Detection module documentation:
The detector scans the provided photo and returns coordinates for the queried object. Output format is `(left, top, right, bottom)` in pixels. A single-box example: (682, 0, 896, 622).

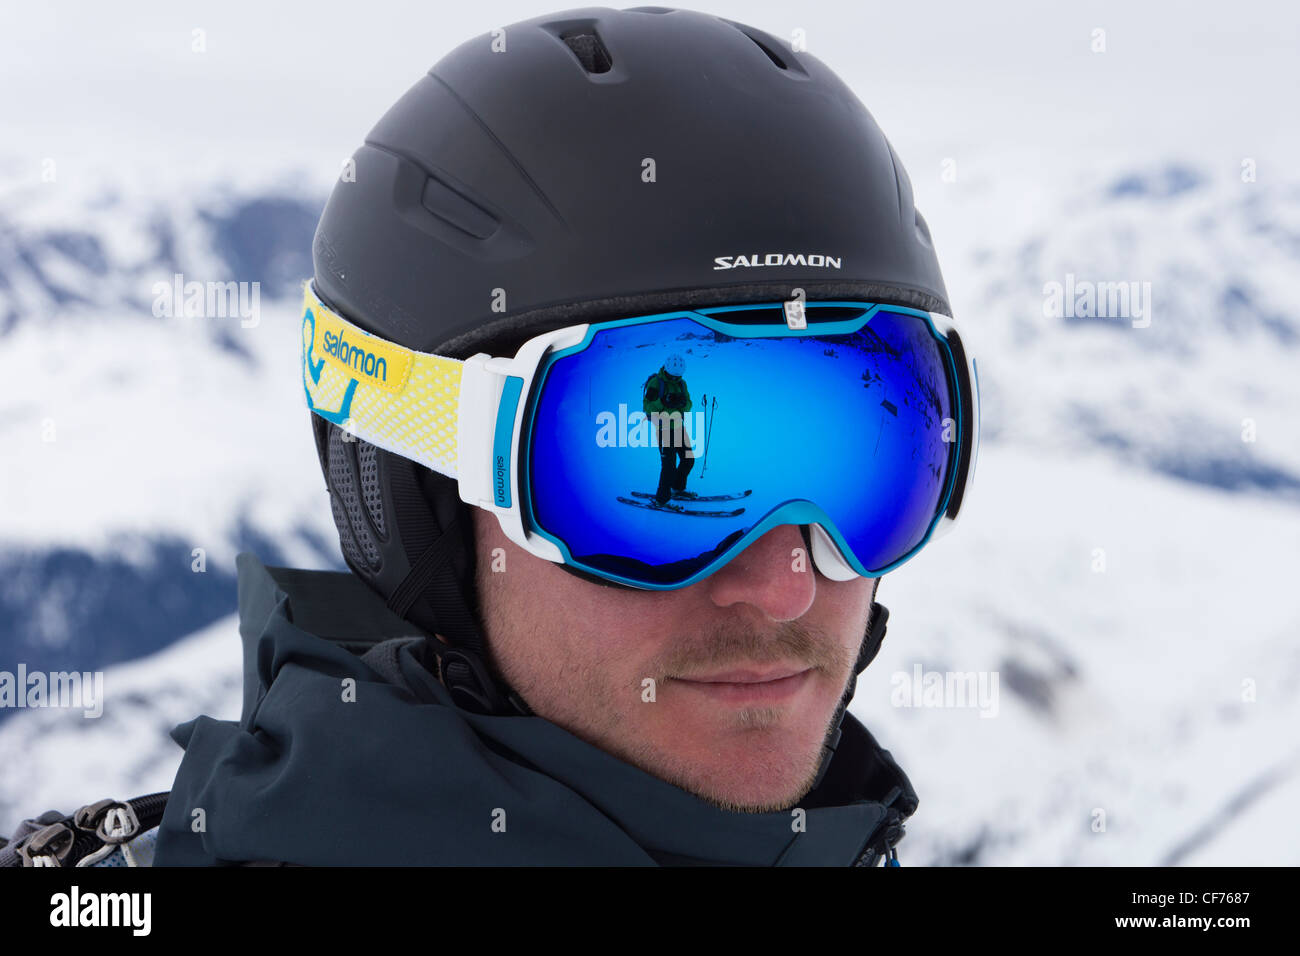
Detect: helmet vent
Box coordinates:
(914, 209, 935, 248)
(743, 32, 787, 70)
(560, 30, 613, 74)
(720, 19, 799, 73)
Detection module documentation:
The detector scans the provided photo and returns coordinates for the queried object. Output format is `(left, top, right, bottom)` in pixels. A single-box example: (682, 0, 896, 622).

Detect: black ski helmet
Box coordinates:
(309, 6, 949, 711)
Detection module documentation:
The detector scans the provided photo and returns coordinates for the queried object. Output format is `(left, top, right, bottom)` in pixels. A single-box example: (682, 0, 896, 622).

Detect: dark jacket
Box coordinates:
(154, 553, 918, 865)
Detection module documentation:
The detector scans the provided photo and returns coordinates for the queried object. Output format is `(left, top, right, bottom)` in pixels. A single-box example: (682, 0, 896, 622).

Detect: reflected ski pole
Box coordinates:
(700, 395, 717, 476)
(697, 393, 707, 476)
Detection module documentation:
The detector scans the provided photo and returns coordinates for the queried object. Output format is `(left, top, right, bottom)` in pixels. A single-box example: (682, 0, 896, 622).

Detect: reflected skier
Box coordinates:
(641, 353, 695, 507)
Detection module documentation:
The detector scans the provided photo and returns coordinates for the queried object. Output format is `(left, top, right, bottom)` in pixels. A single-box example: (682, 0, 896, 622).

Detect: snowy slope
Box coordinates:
(0, 613, 242, 833)
(863, 444, 1300, 865)
(943, 163, 1300, 496)
(0, 171, 342, 679)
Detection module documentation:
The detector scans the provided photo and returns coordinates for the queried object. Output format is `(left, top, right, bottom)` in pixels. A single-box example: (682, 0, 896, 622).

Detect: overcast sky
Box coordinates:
(1, 0, 1296, 292)
(4, 0, 1296, 170)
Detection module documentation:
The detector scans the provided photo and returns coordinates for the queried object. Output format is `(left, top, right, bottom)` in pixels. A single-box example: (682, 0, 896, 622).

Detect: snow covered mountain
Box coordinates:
(957, 163, 1300, 499)
(2, 159, 1297, 864)
(0, 170, 342, 681)
(0, 164, 321, 334)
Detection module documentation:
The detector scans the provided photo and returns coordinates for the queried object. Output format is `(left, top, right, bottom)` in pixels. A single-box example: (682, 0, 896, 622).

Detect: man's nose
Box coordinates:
(704, 524, 816, 621)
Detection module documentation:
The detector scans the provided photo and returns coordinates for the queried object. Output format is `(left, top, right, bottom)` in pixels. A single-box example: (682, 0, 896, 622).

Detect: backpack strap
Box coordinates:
(643, 372, 661, 405)
(0, 791, 168, 868)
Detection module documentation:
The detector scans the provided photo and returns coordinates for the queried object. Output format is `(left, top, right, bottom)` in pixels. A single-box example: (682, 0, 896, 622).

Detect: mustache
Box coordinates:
(652, 618, 851, 680)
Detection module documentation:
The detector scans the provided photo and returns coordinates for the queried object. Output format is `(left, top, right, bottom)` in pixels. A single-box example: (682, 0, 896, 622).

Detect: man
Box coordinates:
(642, 353, 695, 507)
(150, 7, 980, 866)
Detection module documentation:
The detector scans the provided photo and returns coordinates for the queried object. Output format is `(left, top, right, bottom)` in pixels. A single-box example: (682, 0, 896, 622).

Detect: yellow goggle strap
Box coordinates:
(300, 282, 463, 480)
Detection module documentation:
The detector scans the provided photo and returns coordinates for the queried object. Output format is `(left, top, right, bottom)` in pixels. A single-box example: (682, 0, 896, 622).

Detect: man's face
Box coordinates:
(472, 508, 878, 812)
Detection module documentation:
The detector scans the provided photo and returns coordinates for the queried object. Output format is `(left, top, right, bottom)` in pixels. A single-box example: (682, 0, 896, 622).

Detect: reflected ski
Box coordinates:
(616, 496, 745, 518)
(629, 489, 752, 503)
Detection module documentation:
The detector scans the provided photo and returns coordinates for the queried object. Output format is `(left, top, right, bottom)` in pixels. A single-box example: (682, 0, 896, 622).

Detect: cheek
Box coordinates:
(816, 577, 878, 653)
(476, 520, 669, 702)
(538, 580, 677, 689)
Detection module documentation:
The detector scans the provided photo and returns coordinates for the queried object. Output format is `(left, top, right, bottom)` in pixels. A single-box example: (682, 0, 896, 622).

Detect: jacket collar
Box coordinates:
(158, 552, 917, 866)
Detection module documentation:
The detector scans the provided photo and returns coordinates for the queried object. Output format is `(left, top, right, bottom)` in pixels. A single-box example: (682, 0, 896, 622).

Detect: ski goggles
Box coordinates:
(301, 281, 980, 590)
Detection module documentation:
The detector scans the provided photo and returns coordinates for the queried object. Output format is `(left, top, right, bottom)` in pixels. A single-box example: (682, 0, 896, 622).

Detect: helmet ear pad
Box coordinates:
(310, 412, 483, 647)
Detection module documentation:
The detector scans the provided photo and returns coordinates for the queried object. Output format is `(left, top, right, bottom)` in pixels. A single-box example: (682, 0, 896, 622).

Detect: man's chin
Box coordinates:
(682, 760, 826, 814)
(619, 688, 848, 810)
(636, 727, 831, 813)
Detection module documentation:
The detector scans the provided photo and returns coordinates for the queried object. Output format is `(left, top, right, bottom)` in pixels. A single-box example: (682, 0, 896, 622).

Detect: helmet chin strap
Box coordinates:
(428, 640, 534, 717)
(809, 600, 891, 792)
(384, 503, 535, 717)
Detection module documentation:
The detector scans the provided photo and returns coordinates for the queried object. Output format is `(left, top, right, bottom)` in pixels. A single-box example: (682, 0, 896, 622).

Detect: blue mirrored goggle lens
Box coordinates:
(526, 309, 956, 587)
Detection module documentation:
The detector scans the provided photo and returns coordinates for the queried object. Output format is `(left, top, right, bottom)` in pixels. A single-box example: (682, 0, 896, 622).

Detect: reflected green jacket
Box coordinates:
(642, 369, 693, 416)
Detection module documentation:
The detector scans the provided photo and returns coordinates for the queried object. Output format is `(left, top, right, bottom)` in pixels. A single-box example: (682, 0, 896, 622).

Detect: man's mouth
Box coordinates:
(672, 665, 814, 705)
